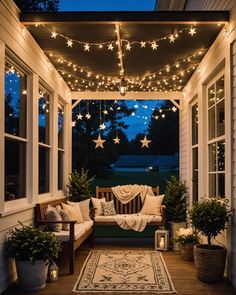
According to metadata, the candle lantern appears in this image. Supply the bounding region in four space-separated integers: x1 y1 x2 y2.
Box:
155 230 169 251
48 261 59 281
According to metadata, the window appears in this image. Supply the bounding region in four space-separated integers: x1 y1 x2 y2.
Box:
191 102 198 203
4 60 28 202
58 100 65 190
38 87 51 194
207 75 225 197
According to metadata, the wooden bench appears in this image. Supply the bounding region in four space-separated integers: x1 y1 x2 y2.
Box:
93 186 166 229
36 198 93 274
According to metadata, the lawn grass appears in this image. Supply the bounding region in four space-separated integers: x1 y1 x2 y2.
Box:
91 170 179 194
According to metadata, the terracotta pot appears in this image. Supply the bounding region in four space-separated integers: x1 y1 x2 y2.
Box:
180 243 194 261
194 244 227 282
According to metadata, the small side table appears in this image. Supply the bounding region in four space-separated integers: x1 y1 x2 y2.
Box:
155 229 169 251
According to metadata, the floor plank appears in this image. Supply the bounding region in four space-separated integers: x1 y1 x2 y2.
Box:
3 238 235 295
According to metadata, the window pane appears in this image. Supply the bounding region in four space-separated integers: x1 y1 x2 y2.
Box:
5 139 26 201
209 174 216 197
39 89 50 144
209 143 217 172
218 174 225 197
208 84 215 108
192 147 198 203
216 76 224 102
39 146 50 194
217 140 225 171
192 103 198 145
208 107 215 140
58 151 64 190
5 61 27 137
58 102 64 149
216 100 225 137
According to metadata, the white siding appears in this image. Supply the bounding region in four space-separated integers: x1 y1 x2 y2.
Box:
231 40 236 288
185 0 235 10
0 0 72 292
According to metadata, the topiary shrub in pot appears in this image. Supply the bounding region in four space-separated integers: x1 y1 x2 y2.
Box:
67 168 95 202
164 176 188 250
6 223 61 291
189 197 231 282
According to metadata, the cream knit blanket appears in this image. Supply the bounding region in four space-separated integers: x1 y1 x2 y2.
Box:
111 184 154 204
113 214 153 232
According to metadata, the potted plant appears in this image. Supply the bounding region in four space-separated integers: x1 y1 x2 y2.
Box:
6 223 61 291
67 168 95 202
164 176 188 250
175 227 198 261
189 197 231 282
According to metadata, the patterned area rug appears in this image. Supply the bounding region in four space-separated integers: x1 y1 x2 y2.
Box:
73 250 176 294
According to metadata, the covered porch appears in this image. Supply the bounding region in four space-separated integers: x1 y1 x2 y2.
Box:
1 0 236 293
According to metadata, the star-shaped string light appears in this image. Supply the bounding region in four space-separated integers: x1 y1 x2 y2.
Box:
140 41 146 48
103 110 108 115
84 44 90 51
93 134 106 149
169 34 175 43
189 27 196 36
72 121 76 127
140 136 151 148
99 123 106 130
113 136 120 144
125 42 131 51
51 32 57 39
85 113 91 119
108 43 114 51
151 41 158 50
77 113 83 120
67 39 73 47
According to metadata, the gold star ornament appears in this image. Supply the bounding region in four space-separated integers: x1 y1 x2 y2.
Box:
140 136 151 148
113 136 120 144
93 134 106 149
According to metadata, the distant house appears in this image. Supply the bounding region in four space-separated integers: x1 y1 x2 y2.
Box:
112 154 179 172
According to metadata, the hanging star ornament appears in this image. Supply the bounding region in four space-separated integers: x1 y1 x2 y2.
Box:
77 113 83 120
85 113 91 119
93 134 106 149
113 136 120 144
140 136 151 148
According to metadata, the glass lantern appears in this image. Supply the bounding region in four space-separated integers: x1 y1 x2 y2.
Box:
48 262 59 281
155 229 169 251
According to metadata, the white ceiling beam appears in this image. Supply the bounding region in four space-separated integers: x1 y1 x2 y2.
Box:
71 91 183 101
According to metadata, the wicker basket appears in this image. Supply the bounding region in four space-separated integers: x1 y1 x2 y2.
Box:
194 244 227 282
180 243 194 261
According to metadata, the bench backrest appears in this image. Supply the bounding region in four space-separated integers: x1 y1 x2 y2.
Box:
95 186 160 214
36 198 67 221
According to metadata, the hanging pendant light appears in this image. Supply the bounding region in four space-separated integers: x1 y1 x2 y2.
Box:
119 77 127 96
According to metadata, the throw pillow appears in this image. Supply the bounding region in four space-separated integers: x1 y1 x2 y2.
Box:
67 199 91 221
61 203 84 223
45 205 62 232
91 197 106 216
101 200 116 216
55 205 70 231
140 194 164 216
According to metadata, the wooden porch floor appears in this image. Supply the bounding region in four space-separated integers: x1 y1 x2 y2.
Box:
3 238 235 295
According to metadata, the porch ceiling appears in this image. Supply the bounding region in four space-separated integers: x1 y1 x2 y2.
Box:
21 11 229 93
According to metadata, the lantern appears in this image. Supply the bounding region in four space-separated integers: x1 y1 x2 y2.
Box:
155 230 169 251
48 262 59 281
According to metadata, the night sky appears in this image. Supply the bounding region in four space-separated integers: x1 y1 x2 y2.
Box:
59 0 156 11
59 0 159 140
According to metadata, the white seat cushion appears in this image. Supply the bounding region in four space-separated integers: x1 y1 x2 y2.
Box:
94 214 162 223
53 220 93 242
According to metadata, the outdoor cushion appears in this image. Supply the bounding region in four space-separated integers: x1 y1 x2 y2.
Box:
101 200 116 216
56 206 70 231
91 197 106 216
53 221 94 242
140 194 164 216
94 214 162 223
67 199 91 221
45 205 62 232
61 203 84 223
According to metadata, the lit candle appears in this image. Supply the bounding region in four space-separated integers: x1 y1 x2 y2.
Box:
159 237 165 249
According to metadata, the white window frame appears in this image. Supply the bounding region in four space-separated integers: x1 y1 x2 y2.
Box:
206 70 225 197
58 97 65 191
